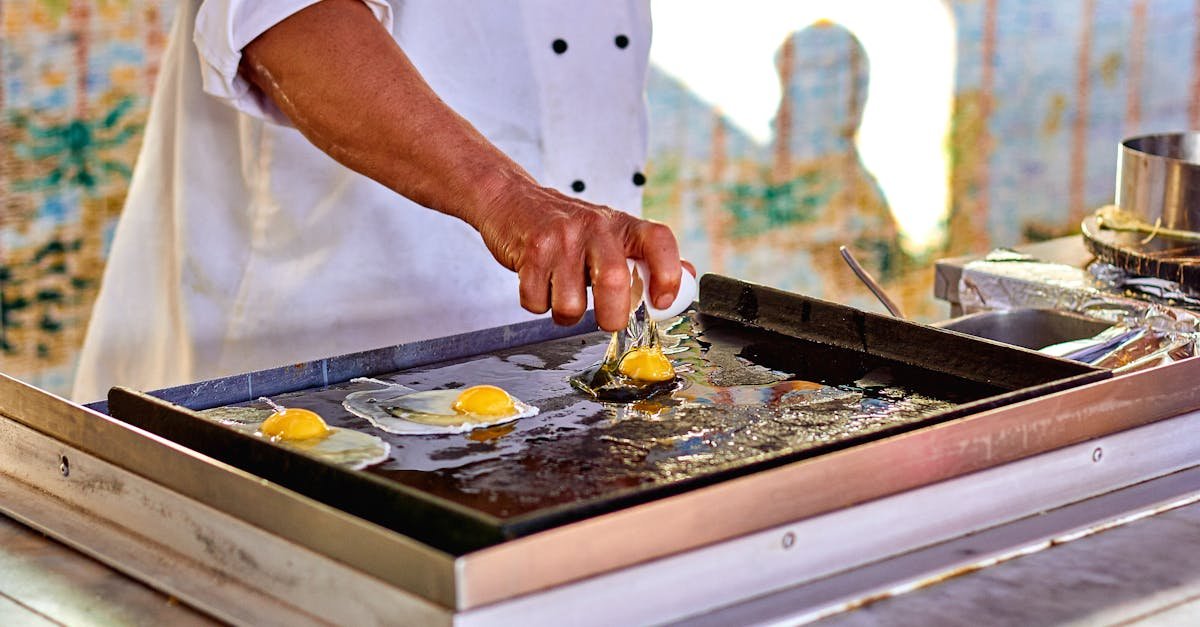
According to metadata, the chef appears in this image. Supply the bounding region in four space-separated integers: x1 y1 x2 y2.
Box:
73 0 685 401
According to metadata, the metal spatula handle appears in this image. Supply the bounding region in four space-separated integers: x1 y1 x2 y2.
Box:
839 246 905 319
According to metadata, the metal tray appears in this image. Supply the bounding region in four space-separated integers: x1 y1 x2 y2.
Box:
104 275 1107 556
933 308 1113 351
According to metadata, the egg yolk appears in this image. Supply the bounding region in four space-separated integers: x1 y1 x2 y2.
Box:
260 408 330 441
452 385 517 417
618 347 676 382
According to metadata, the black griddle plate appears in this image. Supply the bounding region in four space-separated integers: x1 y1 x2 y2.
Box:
106 275 1108 555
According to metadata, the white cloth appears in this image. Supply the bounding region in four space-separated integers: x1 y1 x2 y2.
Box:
73 0 651 402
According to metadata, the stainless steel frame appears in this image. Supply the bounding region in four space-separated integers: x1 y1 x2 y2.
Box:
0 413 445 625
5 365 1200 624
683 451 1200 626
0 374 457 606
456 355 1200 607
462 409 1200 625
5 338 1200 619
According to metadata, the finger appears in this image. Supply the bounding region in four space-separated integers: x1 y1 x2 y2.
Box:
549 253 588 326
627 220 682 310
587 242 632 332
518 264 551 314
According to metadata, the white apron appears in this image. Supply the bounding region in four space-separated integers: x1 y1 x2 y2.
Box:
73 0 651 402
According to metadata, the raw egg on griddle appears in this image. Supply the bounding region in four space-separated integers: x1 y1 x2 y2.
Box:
261 407 329 440
197 402 390 470
618 346 676 382
570 260 692 401
343 380 539 435
571 317 683 401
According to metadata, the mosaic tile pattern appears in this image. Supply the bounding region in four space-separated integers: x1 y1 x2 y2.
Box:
2 0 171 393
1 1 1196 395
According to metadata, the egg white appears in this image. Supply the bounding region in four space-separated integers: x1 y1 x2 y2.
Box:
197 406 390 470
342 385 539 435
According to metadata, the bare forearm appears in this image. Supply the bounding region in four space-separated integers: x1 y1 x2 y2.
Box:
240 0 524 226
237 0 684 331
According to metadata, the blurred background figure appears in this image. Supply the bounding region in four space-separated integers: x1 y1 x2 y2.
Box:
722 21 903 305
3 0 1197 395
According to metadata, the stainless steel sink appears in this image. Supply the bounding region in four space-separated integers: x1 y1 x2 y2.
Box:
933 309 1113 351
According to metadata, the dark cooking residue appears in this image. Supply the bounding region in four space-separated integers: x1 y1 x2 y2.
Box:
234 312 1004 520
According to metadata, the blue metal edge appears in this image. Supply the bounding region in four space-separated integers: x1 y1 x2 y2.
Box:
87 313 598 415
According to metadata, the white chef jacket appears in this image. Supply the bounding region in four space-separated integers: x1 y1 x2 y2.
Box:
72 0 651 402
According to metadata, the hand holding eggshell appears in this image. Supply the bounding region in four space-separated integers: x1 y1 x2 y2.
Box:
471 178 685 332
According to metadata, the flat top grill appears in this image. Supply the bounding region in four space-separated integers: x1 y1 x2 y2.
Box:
238 314 995 520
106 275 1106 555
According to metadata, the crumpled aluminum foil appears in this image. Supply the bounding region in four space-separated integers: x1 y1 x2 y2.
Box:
958 250 1198 372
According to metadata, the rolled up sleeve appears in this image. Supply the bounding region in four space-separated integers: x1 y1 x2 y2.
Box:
194 0 395 125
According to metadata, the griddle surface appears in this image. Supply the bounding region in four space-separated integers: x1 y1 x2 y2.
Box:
235 312 997 525
108 277 1106 552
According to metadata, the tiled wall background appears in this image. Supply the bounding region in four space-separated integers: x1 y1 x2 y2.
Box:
1 1 1196 395
2 1 170 393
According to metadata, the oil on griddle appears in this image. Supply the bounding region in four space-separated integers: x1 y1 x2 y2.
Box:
231 310 1003 521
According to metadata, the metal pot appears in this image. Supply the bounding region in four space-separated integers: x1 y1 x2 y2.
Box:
1117 132 1200 232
